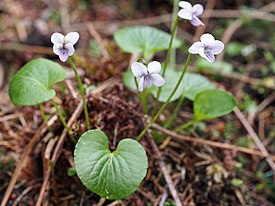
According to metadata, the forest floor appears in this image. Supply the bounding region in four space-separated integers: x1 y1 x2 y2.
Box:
0 0 275 205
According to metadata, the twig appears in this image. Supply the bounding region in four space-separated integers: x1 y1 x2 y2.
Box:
189 66 275 90
233 107 275 171
248 93 275 124
151 123 275 161
1 115 58 206
194 0 216 41
86 22 110 60
217 19 243 61
145 122 182 206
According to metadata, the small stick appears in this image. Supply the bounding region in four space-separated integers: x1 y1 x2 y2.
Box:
1 115 58 206
86 22 110 60
143 118 183 206
193 0 216 41
151 123 275 161
147 134 183 206
233 107 275 171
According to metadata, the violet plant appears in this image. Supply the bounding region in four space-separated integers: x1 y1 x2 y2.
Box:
8 0 238 201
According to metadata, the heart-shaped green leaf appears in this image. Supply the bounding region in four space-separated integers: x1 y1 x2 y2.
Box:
151 69 215 102
74 129 148 200
194 89 237 121
9 58 66 106
114 26 182 60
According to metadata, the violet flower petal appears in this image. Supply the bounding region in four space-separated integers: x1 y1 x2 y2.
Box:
58 48 69 62
192 4 204 16
65 32 79 45
178 1 192 9
178 9 192 20
144 75 153 88
66 44 75 56
151 74 165 87
53 43 62 55
200 33 215 44
188 42 204 54
131 62 147 78
138 76 145 92
208 40 224 55
190 15 204 26
51 33 64 44
148 61 161 74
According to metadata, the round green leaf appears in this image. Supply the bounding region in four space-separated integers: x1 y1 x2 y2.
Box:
114 26 182 60
9 58 66 106
74 129 148 200
194 89 237 121
151 70 215 102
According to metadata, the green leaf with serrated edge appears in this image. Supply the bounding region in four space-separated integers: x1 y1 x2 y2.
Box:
194 89 237 121
9 58 66 106
114 26 182 60
74 129 148 200
150 69 215 102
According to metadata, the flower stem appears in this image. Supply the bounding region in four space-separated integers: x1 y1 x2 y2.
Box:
68 57 90 130
163 94 185 128
170 0 180 66
52 99 76 143
155 16 179 101
136 54 191 141
39 103 48 122
52 99 70 133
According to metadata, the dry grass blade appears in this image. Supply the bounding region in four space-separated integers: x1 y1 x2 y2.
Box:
1 115 58 206
151 123 275 161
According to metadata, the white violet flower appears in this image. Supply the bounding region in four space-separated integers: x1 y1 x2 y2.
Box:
178 1 204 26
188 33 224 62
51 32 79 62
131 61 165 92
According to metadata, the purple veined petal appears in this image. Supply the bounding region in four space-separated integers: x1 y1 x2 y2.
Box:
178 1 192 9
192 4 204 16
66 44 75 56
65 32 79 45
178 9 192 20
190 16 204 26
204 50 215 62
208 40 224 55
200 33 215 44
53 43 63 55
198 47 207 59
144 75 153 89
148 61 161 74
51 33 64 44
188 42 204 54
58 48 69 62
151 74 165 87
138 76 145 92
131 62 147 78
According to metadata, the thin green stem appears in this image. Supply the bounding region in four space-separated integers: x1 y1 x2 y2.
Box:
52 99 76 143
170 0 180 66
137 54 191 141
52 99 70 132
174 119 196 133
155 16 179 101
39 103 48 122
163 94 185 128
68 57 90 130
